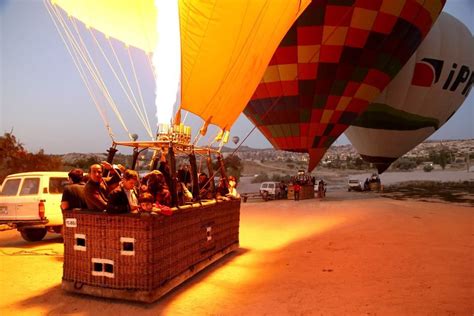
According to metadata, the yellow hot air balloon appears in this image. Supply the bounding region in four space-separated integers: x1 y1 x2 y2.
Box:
50 0 311 136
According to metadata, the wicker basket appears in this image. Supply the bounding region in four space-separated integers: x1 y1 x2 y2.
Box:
287 184 314 200
62 199 240 302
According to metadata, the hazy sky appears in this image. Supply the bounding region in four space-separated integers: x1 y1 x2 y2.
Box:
1 0 473 154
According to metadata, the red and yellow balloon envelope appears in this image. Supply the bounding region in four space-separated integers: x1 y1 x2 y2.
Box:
245 0 445 171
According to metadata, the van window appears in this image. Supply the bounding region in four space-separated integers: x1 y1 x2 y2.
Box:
20 178 40 195
268 183 274 188
262 183 268 189
49 178 68 194
0 179 21 196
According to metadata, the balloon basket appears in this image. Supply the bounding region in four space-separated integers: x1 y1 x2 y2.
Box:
62 199 240 303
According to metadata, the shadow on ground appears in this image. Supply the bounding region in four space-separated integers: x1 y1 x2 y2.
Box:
382 181 474 206
14 247 249 315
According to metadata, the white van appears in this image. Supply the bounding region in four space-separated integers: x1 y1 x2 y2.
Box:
0 171 69 241
259 181 282 200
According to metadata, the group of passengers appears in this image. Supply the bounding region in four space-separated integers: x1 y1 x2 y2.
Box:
61 160 239 215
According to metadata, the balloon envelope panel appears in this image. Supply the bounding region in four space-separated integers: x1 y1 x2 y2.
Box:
245 0 445 171
345 12 473 173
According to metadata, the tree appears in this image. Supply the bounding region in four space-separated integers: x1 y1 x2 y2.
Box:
0 132 63 183
439 150 448 170
220 154 243 181
392 157 417 171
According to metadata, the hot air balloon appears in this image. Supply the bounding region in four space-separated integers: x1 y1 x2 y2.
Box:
47 0 314 303
232 136 240 145
48 0 311 141
345 12 473 174
245 0 445 171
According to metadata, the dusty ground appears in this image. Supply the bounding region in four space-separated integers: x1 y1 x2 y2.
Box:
0 195 472 315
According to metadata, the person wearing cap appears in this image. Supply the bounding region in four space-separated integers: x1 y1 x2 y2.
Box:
106 169 139 214
61 168 87 211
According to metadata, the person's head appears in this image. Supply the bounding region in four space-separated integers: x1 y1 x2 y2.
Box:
138 192 154 212
199 173 207 182
68 168 84 184
228 176 236 188
122 169 139 190
89 164 103 182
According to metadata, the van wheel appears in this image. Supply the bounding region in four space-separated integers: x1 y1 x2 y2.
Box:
20 228 47 242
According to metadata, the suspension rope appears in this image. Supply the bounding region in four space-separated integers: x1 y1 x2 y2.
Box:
49 2 132 139
88 29 150 136
67 17 130 137
44 0 115 141
69 21 132 139
106 39 153 137
127 47 154 138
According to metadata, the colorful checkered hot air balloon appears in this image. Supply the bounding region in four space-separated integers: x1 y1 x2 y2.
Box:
345 12 474 173
245 0 446 171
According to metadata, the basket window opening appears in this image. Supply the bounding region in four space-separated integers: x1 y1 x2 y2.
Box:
123 242 134 252
76 237 86 247
104 263 114 274
93 262 103 272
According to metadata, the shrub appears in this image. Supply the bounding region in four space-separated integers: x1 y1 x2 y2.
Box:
251 172 269 183
423 164 434 172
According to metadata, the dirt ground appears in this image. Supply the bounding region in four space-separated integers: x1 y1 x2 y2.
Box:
0 195 472 315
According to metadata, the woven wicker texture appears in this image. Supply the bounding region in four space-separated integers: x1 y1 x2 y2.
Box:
63 199 240 292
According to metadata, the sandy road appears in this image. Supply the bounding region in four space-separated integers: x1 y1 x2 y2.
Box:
0 195 472 315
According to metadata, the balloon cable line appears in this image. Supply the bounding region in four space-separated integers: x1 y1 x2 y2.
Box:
47 0 133 139
46 0 157 141
105 37 153 138
127 47 154 139
90 28 152 138
65 8 128 135
44 0 119 141
67 12 127 134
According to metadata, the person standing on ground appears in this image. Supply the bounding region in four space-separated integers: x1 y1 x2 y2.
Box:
293 182 301 201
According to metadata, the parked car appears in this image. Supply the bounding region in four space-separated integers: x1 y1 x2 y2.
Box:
0 171 69 241
348 179 363 192
259 182 282 201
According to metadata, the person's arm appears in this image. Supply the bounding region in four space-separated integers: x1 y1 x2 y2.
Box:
61 201 69 211
106 189 129 214
61 187 71 211
84 184 107 211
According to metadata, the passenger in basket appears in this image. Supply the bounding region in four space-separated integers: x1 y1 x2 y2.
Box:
106 169 139 214
216 178 229 198
227 176 240 198
176 182 193 205
144 170 171 206
198 173 214 199
138 192 173 215
177 164 192 190
84 162 121 211
61 168 87 211
138 192 159 212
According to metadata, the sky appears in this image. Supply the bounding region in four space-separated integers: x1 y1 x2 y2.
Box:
1 0 473 154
